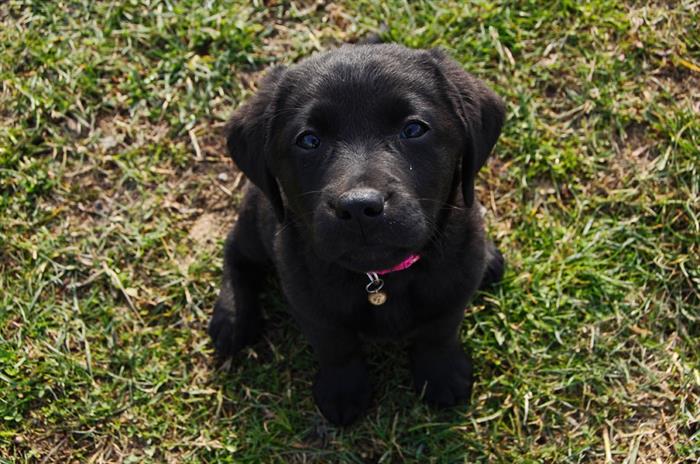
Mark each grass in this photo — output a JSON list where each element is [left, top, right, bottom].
[[1, 0, 698, 462]]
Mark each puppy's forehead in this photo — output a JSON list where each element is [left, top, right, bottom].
[[282, 45, 441, 114]]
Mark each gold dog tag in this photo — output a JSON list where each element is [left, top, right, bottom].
[[365, 272, 387, 306], [368, 291, 387, 306]]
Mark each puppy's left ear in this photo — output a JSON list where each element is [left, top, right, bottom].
[[429, 49, 506, 207]]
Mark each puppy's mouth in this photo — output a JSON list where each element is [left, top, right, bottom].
[[336, 246, 418, 273]]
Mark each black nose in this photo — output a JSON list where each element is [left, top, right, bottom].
[[335, 189, 385, 220]]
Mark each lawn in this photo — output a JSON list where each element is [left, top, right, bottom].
[[1, 0, 698, 462]]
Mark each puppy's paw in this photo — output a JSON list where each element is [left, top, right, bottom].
[[312, 359, 372, 426], [208, 300, 264, 358], [480, 244, 505, 289], [411, 348, 473, 407]]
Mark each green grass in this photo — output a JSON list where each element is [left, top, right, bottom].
[[1, 0, 698, 462]]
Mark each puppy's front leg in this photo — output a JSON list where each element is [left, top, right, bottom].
[[208, 231, 266, 358], [409, 310, 474, 407], [300, 324, 371, 426]]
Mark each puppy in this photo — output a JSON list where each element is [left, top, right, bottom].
[[209, 43, 506, 426]]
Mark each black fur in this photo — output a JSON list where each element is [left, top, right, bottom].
[[209, 44, 506, 426]]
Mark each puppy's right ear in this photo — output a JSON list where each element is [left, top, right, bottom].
[[226, 66, 286, 221]]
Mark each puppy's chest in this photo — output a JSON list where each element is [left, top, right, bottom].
[[353, 279, 452, 339], [359, 297, 414, 338]]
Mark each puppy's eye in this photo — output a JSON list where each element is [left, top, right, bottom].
[[296, 131, 320, 149], [401, 121, 429, 139]]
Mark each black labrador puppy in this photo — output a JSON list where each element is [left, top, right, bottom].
[[209, 43, 505, 426]]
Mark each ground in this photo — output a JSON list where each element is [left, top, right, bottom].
[[1, 1, 698, 463]]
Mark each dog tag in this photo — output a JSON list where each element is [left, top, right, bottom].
[[368, 291, 387, 306], [365, 272, 387, 306]]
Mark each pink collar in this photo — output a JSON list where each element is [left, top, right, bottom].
[[371, 253, 421, 275]]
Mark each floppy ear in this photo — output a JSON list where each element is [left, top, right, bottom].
[[429, 49, 506, 207], [226, 66, 287, 221]]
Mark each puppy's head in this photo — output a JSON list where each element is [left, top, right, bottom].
[[226, 44, 505, 272]]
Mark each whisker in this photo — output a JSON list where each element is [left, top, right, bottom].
[[415, 197, 466, 212], [274, 209, 316, 237], [299, 189, 325, 198]]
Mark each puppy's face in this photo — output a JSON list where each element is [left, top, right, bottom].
[[228, 45, 505, 272]]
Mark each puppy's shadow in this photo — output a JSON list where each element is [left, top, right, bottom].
[[208, 284, 319, 424]]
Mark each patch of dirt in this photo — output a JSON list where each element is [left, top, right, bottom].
[[598, 119, 658, 193], [254, 1, 360, 63], [188, 212, 228, 246], [602, 333, 699, 464], [9, 433, 77, 464], [478, 156, 520, 240]]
